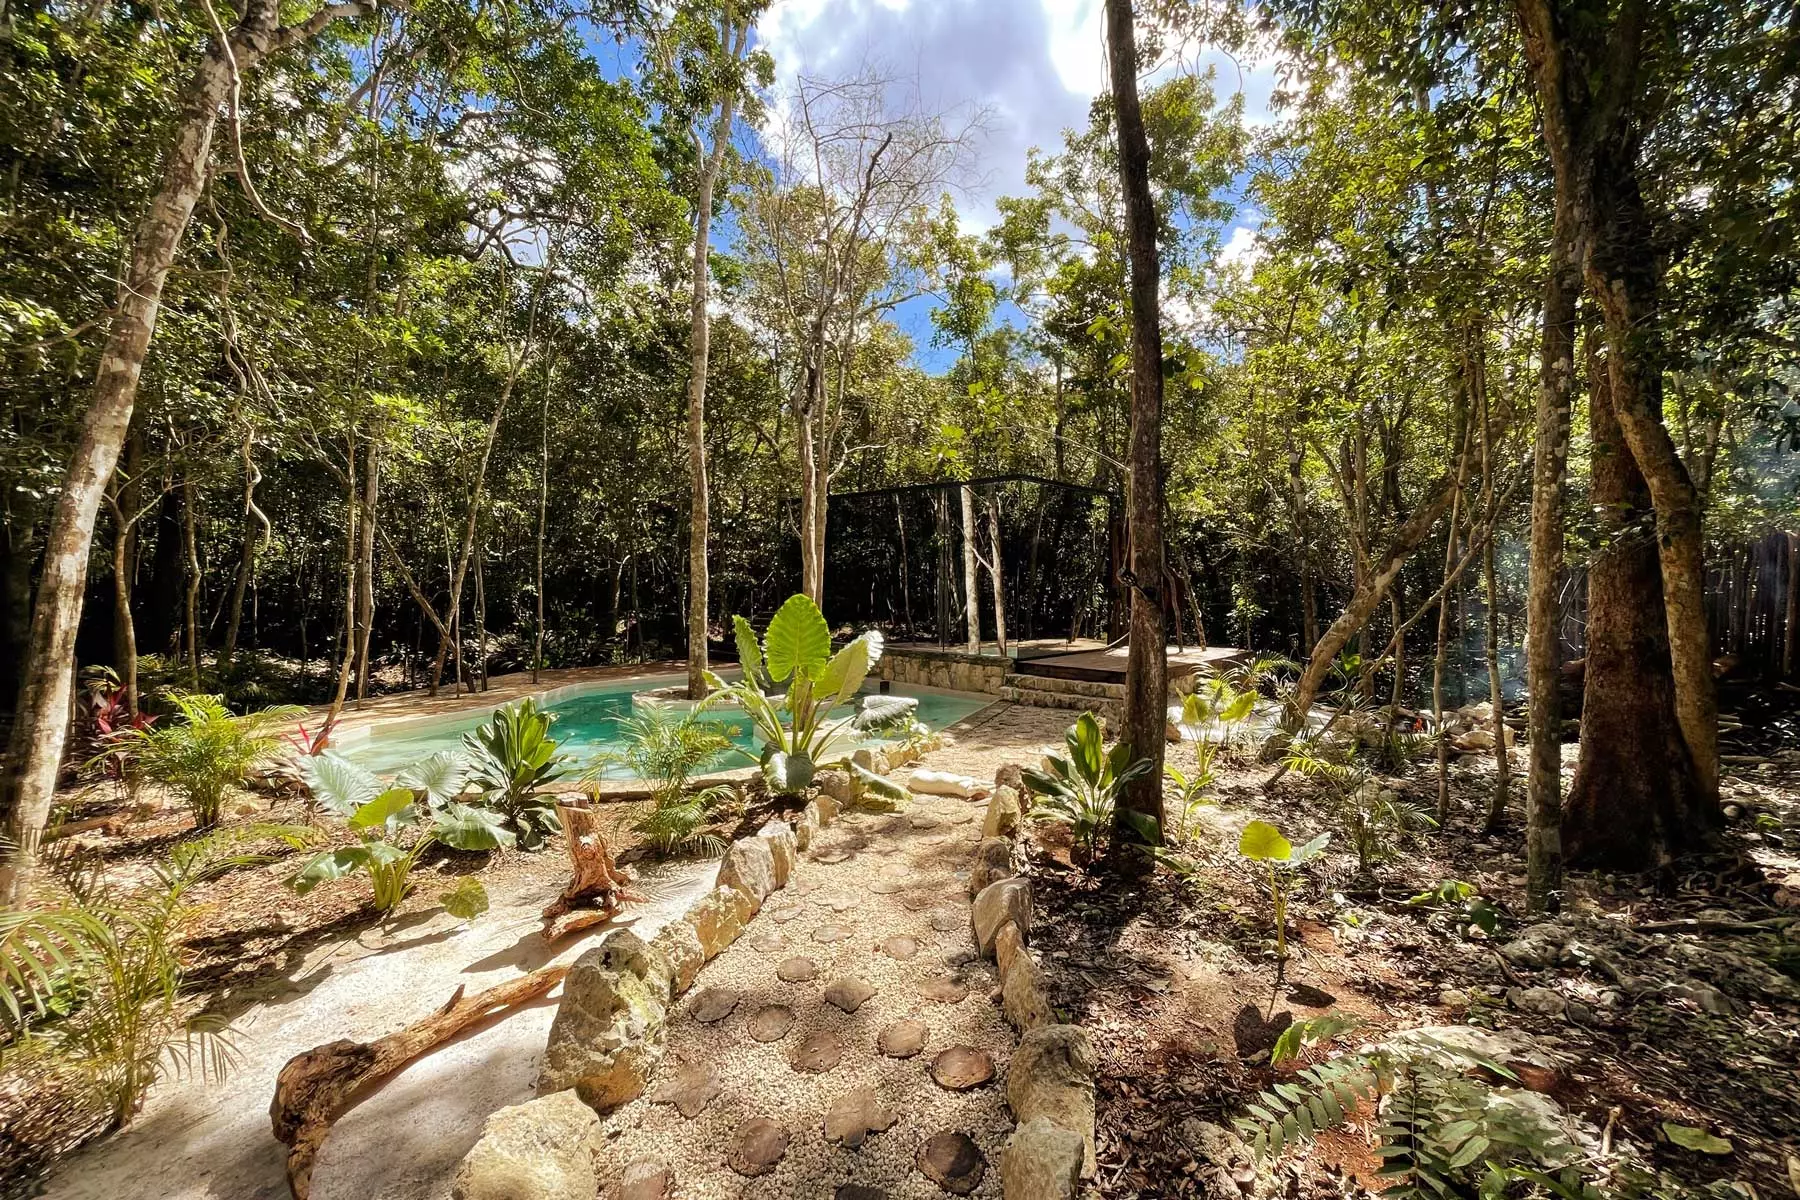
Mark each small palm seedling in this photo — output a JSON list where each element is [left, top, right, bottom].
[[702, 594, 906, 802], [292, 752, 513, 915], [1021, 712, 1156, 864], [3, 823, 313, 1126], [612, 708, 736, 857], [1179, 673, 1258, 755], [99, 691, 302, 827], [1237, 819, 1330, 963], [465, 699, 568, 848], [1162, 763, 1214, 843], [1282, 740, 1436, 871]]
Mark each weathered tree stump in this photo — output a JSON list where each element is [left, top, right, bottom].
[[540, 797, 640, 939]]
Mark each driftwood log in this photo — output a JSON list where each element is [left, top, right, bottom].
[[269, 964, 568, 1200], [540, 798, 641, 940]]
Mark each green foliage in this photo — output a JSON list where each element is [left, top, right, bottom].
[[2, 825, 313, 1125], [1237, 820, 1330, 962], [1409, 879, 1505, 938], [464, 700, 569, 849], [1283, 740, 1435, 870], [1270, 1011, 1363, 1066], [99, 692, 302, 828], [703, 595, 883, 795], [611, 707, 735, 857], [1021, 712, 1156, 863], [292, 754, 513, 914], [1162, 762, 1215, 843]]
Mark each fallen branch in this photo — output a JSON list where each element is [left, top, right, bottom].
[[269, 964, 568, 1200], [1631, 916, 1798, 935]]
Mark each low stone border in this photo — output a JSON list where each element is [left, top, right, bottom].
[[450, 749, 930, 1200], [969, 767, 1098, 1200]]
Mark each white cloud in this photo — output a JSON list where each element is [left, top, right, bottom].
[[1216, 219, 1264, 271]]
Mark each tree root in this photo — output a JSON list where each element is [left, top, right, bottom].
[[269, 964, 568, 1200]]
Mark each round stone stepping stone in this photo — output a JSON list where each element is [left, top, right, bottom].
[[930, 1046, 995, 1090], [881, 935, 919, 961], [749, 1004, 795, 1042], [794, 876, 824, 895], [900, 894, 933, 912], [878, 863, 909, 878], [812, 922, 855, 944], [769, 902, 806, 923], [835, 1187, 887, 1200], [690, 986, 740, 1024], [824, 976, 876, 1013], [870, 878, 905, 894], [918, 976, 969, 1004], [814, 847, 853, 864], [878, 1019, 928, 1058], [823, 1086, 898, 1148], [945, 810, 973, 824], [944, 949, 976, 968], [727, 1117, 790, 1177], [909, 814, 941, 830], [648, 1064, 721, 1118], [812, 889, 860, 912], [748, 929, 787, 953], [619, 1159, 670, 1200], [777, 955, 819, 982], [918, 1131, 986, 1195], [792, 1029, 844, 1073], [929, 909, 965, 932]]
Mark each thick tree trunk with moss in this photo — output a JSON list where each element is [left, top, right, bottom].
[[1106, 0, 1166, 854], [1564, 342, 1714, 867]]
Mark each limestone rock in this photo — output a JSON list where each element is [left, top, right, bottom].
[[452, 1090, 602, 1200], [1507, 986, 1567, 1017], [882, 934, 920, 960], [1001, 950, 1052, 1032], [824, 976, 877, 1013], [648, 919, 704, 997], [817, 769, 857, 806], [685, 886, 745, 960], [970, 838, 1015, 896], [911, 769, 984, 798], [994, 921, 1025, 979], [973, 877, 1031, 957], [690, 986, 741, 1023], [796, 801, 821, 850], [813, 789, 841, 824], [919, 975, 970, 1004], [757, 819, 798, 887], [994, 763, 1024, 792], [749, 1004, 795, 1042], [930, 1046, 995, 1090], [982, 786, 1023, 839], [539, 932, 670, 1112], [777, 955, 819, 982], [1000, 1118, 1084, 1200], [879, 1018, 928, 1058], [1007, 1025, 1096, 1175], [1175, 1119, 1275, 1198], [717, 837, 778, 917], [647, 1064, 721, 1119]]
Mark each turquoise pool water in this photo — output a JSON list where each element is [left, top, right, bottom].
[[343, 681, 991, 776]]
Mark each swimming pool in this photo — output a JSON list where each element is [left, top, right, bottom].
[[338, 676, 993, 777]]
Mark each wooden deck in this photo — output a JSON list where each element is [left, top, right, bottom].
[[1011, 643, 1249, 685]]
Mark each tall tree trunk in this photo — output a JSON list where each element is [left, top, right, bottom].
[[985, 491, 1008, 656], [1564, 333, 1713, 867], [325, 438, 359, 727], [353, 436, 379, 705], [797, 364, 825, 604], [222, 460, 258, 670], [474, 542, 487, 692], [1476, 337, 1513, 830], [1434, 411, 1472, 821], [104, 492, 140, 718], [684, 20, 745, 699], [0, 0, 378, 902], [1107, 0, 1167, 854], [1523, 204, 1579, 913], [182, 474, 201, 685], [534, 384, 550, 685], [960, 485, 981, 654]]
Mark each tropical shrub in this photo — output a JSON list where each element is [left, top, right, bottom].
[[1021, 712, 1156, 863], [1237, 819, 1330, 963], [99, 692, 302, 827], [291, 753, 513, 915], [2, 824, 313, 1126], [1282, 741, 1436, 870], [464, 699, 568, 848], [614, 708, 735, 856], [1408, 879, 1504, 938], [703, 594, 903, 800]]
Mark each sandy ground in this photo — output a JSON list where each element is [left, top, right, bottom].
[[39, 858, 717, 1200]]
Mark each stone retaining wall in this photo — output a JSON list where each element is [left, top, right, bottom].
[[875, 647, 1010, 694]]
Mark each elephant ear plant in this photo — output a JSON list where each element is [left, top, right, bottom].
[[704, 594, 904, 801], [291, 752, 514, 918], [1021, 711, 1156, 865], [1237, 819, 1330, 965]]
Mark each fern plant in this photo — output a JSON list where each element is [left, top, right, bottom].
[[612, 708, 736, 857], [1282, 740, 1435, 870], [99, 692, 302, 827], [3, 824, 313, 1125]]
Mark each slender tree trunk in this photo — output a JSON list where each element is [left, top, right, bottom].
[[353, 436, 379, 705], [797, 364, 825, 604], [1523, 208, 1578, 913], [104, 493, 140, 718], [985, 491, 1008, 656], [535, 383, 550, 685], [474, 542, 487, 692], [182, 475, 201, 685], [1477, 338, 1513, 830], [325, 438, 358, 727], [1435, 412, 1472, 820], [222, 462, 258, 670], [1564, 332, 1713, 867], [0, 0, 376, 902], [960, 485, 981, 654], [684, 22, 744, 699], [1107, 0, 1167, 854]]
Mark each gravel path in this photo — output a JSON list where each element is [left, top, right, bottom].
[[592, 738, 1038, 1199]]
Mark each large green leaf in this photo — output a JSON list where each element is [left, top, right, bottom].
[[433, 802, 517, 851], [733, 615, 769, 689], [763, 749, 815, 794], [290, 846, 373, 893], [350, 788, 420, 832], [1067, 712, 1105, 781], [1238, 819, 1293, 861], [301, 752, 382, 816], [763, 594, 831, 684], [1220, 691, 1256, 724], [440, 876, 490, 920], [850, 762, 908, 808], [817, 631, 880, 707], [1662, 1123, 1732, 1155], [397, 750, 469, 809], [1291, 832, 1332, 863], [853, 694, 918, 731]]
